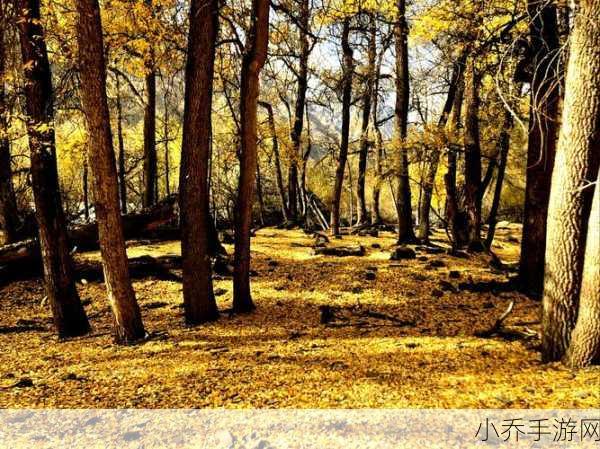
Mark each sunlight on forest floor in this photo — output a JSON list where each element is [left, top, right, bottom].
[[0, 227, 598, 408]]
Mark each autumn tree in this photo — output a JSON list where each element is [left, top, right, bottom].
[[16, 0, 90, 337], [179, 0, 220, 324], [76, 0, 145, 343]]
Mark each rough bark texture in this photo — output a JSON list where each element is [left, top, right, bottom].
[[233, 0, 270, 313], [462, 59, 483, 251], [394, 0, 415, 243], [542, 0, 600, 363], [17, 0, 90, 338], [356, 16, 376, 225], [142, 67, 157, 208], [0, 25, 20, 244], [519, 0, 561, 297], [330, 18, 353, 237], [179, 0, 220, 325], [76, 0, 145, 344]]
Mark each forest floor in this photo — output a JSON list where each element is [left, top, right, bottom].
[[0, 226, 598, 408]]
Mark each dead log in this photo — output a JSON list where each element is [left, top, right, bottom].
[[312, 245, 365, 257]]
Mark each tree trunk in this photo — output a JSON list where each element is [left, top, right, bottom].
[[0, 27, 19, 244], [76, 0, 145, 344], [256, 158, 265, 226], [330, 18, 353, 237], [394, 0, 415, 243], [233, 0, 270, 313], [178, 0, 220, 325], [485, 108, 512, 248], [519, 1, 561, 297], [462, 58, 483, 251], [115, 74, 127, 214], [17, 0, 90, 338], [163, 90, 170, 197], [417, 51, 467, 241], [142, 67, 157, 208], [356, 15, 376, 225], [82, 159, 90, 221], [542, 0, 600, 363]]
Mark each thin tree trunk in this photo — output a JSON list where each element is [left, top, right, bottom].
[[0, 26, 19, 244], [356, 15, 376, 225], [142, 66, 157, 208], [485, 109, 512, 248], [82, 159, 89, 221], [330, 18, 353, 236], [115, 74, 127, 214], [519, 0, 561, 297], [394, 0, 415, 243], [256, 158, 265, 226], [164, 90, 170, 197], [17, 0, 90, 338], [300, 102, 311, 226], [542, 0, 600, 363], [462, 58, 483, 251], [179, 0, 220, 325], [233, 0, 270, 313], [76, 0, 145, 343]]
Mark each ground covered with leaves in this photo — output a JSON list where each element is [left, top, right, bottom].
[[0, 226, 598, 408]]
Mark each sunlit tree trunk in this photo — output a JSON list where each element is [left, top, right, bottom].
[[519, 0, 560, 297], [330, 18, 353, 237], [17, 0, 90, 338], [179, 0, 220, 325], [542, 0, 600, 363], [233, 0, 270, 313], [76, 0, 145, 343], [356, 15, 376, 225]]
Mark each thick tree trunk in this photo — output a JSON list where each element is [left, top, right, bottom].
[[0, 28, 19, 244], [179, 0, 220, 325], [142, 67, 157, 208], [394, 0, 415, 243], [330, 18, 353, 237], [462, 59, 483, 251], [76, 0, 145, 344], [356, 16, 376, 225], [115, 75, 127, 214], [519, 1, 561, 297], [485, 108, 512, 248], [541, 0, 600, 363], [17, 0, 90, 338], [233, 0, 270, 313]]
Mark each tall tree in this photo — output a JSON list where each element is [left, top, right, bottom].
[[16, 0, 90, 337], [541, 0, 600, 364], [233, 0, 270, 313], [394, 0, 415, 243], [142, 0, 157, 208], [76, 0, 145, 343], [115, 74, 127, 213], [330, 17, 353, 236], [519, 0, 561, 297], [179, 0, 220, 324]]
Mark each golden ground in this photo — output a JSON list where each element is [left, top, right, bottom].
[[0, 227, 598, 408]]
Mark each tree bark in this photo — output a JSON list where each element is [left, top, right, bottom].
[[394, 0, 415, 243], [76, 0, 145, 344], [0, 26, 19, 244], [519, 1, 561, 297], [17, 0, 90, 338], [82, 159, 90, 221], [542, 0, 600, 363], [179, 0, 220, 325], [330, 18, 353, 237], [115, 74, 127, 214], [142, 67, 157, 208], [356, 15, 376, 225], [462, 58, 483, 251], [233, 0, 270, 313]]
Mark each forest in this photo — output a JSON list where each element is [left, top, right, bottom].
[[0, 0, 598, 410]]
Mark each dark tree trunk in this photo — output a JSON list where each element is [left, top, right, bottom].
[[542, 0, 600, 363], [76, 0, 145, 344], [179, 0, 220, 325], [82, 159, 90, 221], [233, 0, 270, 313], [417, 51, 467, 242], [356, 15, 376, 225], [519, 1, 561, 297], [115, 74, 127, 214], [330, 18, 353, 237], [462, 59, 483, 251], [394, 0, 415, 243], [0, 28, 19, 244], [142, 67, 157, 208], [17, 0, 90, 338], [485, 108, 512, 248], [163, 90, 170, 197], [256, 158, 265, 226]]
